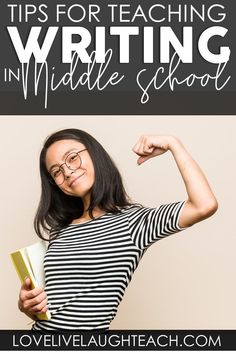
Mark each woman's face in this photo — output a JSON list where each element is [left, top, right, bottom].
[[45, 139, 95, 203]]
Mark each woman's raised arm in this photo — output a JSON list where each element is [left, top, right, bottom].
[[132, 135, 218, 228]]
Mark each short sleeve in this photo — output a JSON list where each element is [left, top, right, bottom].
[[128, 201, 186, 251]]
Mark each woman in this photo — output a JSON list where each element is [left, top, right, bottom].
[[18, 129, 218, 331]]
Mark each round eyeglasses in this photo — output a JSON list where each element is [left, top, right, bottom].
[[49, 149, 87, 185]]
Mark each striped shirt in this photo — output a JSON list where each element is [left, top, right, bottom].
[[32, 201, 185, 331]]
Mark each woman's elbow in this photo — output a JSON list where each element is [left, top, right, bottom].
[[180, 199, 218, 227], [198, 198, 218, 220]]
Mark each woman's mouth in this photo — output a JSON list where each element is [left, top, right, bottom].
[[69, 172, 86, 187]]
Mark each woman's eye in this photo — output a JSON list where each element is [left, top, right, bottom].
[[53, 169, 61, 178], [69, 154, 78, 162]]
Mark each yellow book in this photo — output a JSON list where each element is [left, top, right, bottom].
[[10, 241, 51, 321]]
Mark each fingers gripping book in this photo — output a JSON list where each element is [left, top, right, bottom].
[[10, 241, 51, 321]]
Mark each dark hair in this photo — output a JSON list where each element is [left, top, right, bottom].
[[34, 128, 133, 240]]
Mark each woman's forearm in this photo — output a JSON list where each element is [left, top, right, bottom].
[[168, 137, 218, 227]]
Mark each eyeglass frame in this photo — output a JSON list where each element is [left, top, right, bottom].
[[48, 148, 87, 185]]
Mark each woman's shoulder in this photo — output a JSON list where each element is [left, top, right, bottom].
[[119, 204, 144, 215]]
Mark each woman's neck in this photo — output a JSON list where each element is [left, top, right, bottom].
[[72, 207, 106, 224]]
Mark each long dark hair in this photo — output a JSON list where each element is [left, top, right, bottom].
[[34, 129, 133, 240]]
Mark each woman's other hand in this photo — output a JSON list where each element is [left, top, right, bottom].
[[132, 135, 176, 165], [18, 278, 48, 320]]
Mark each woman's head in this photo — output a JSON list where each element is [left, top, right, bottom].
[[45, 139, 95, 204], [34, 129, 132, 239]]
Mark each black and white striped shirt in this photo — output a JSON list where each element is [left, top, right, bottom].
[[32, 201, 185, 331]]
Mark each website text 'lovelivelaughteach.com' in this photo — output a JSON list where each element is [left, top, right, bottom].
[[0, 330, 226, 350]]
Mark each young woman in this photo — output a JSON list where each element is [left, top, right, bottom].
[[18, 129, 218, 331]]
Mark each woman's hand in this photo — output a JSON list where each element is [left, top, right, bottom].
[[18, 278, 48, 320], [132, 135, 176, 165]]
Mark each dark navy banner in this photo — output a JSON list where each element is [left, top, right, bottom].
[[1, 330, 236, 350], [0, 0, 235, 114]]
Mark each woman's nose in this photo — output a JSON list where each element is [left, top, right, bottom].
[[62, 165, 74, 179]]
